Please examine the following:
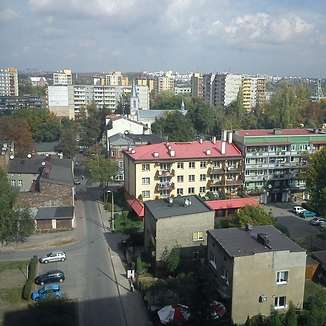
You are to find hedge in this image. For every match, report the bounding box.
[22,255,38,300]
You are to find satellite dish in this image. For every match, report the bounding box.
[27,153,32,159]
[45,153,49,157]
[9,155,14,160]
[41,161,46,166]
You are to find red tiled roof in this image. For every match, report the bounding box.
[206,197,259,210]
[123,140,242,161]
[237,129,325,137]
[127,195,144,217]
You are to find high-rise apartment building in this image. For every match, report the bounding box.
[53,70,72,85]
[242,75,266,111]
[153,75,174,94]
[0,67,18,96]
[47,85,75,119]
[191,73,204,99]
[105,71,128,86]
[136,77,154,93]
[202,73,216,105]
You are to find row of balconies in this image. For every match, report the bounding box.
[246,150,308,157]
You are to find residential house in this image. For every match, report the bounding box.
[122,131,243,202]
[207,225,306,324]
[232,128,326,203]
[144,195,215,267]
[35,142,62,156]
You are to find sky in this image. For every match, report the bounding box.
[0,0,325,78]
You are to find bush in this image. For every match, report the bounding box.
[22,255,38,300]
[301,202,319,215]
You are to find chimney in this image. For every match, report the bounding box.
[273,128,282,134]
[228,132,233,144]
[169,149,175,157]
[257,233,270,246]
[221,141,226,155]
[245,221,252,231]
[212,136,216,144]
[221,130,227,142]
[206,149,211,155]
[199,138,203,144]
[21,160,25,165]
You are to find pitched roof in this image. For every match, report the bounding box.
[206,198,259,210]
[127,195,144,217]
[208,225,305,258]
[123,140,242,161]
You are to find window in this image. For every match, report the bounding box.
[199,186,206,193]
[200,174,206,181]
[142,164,150,171]
[193,231,204,241]
[189,162,195,169]
[160,190,169,196]
[221,267,228,281]
[189,175,195,182]
[177,175,184,182]
[11,180,16,186]
[160,163,170,170]
[245,158,250,164]
[209,251,217,269]
[276,271,288,284]
[142,190,150,198]
[142,177,150,185]
[177,188,183,195]
[245,170,250,176]
[18,180,23,187]
[188,187,195,194]
[212,161,220,167]
[227,160,236,167]
[111,150,115,157]
[291,144,296,151]
[200,161,206,168]
[119,161,123,168]
[274,296,286,309]
[177,162,184,169]
[193,250,204,260]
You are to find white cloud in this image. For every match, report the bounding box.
[0,8,20,22]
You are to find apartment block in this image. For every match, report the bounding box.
[105,71,128,86]
[0,67,18,96]
[154,75,174,94]
[122,132,243,202]
[207,225,306,324]
[47,86,75,119]
[232,128,326,203]
[191,72,203,98]
[202,73,216,106]
[53,70,72,86]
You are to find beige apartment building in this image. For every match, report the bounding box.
[53,69,72,85]
[0,67,18,96]
[207,225,306,324]
[123,131,243,202]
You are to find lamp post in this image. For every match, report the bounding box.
[107,190,114,231]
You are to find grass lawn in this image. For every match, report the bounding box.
[304,279,324,302]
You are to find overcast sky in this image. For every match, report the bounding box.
[1,0,325,77]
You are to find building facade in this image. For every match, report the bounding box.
[191,72,204,99]
[154,75,175,94]
[0,67,18,96]
[53,70,72,85]
[47,86,75,119]
[232,128,326,202]
[122,132,243,202]
[207,225,306,324]
[144,195,215,267]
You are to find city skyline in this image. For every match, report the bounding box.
[1,0,325,78]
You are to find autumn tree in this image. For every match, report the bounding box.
[60,128,78,159]
[305,146,326,217]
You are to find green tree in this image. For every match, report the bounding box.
[284,301,298,326]
[305,147,326,217]
[35,119,62,142]
[166,244,181,273]
[232,205,276,227]
[18,81,46,96]
[187,262,216,325]
[0,168,34,244]
[267,310,282,326]
[115,93,130,115]
[245,315,253,326]
[86,154,118,186]
[60,128,78,159]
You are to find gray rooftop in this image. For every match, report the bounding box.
[144,195,213,219]
[34,206,74,220]
[35,142,61,153]
[208,225,305,257]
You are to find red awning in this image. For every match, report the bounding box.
[206,198,259,210]
[127,195,144,217]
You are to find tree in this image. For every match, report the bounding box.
[245,315,253,326]
[85,154,118,186]
[187,262,217,325]
[166,244,181,274]
[0,167,34,244]
[305,147,326,217]
[35,119,62,142]
[60,128,78,159]
[232,205,276,227]
[284,301,298,326]
[267,310,283,326]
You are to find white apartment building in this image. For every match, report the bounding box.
[0,67,18,96]
[47,86,75,119]
[53,70,72,86]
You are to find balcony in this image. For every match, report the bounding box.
[207,167,224,174]
[225,177,243,185]
[207,180,222,187]
[155,182,175,191]
[155,169,175,178]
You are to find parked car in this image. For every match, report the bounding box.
[34,270,65,286]
[31,284,62,301]
[298,210,316,218]
[292,206,306,215]
[74,178,81,185]
[39,251,67,264]
[310,218,326,226]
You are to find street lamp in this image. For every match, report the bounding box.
[107,190,114,231]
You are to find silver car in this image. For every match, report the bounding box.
[39,251,67,264]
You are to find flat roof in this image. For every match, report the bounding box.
[237,129,326,137]
[144,195,213,219]
[208,225,305,257]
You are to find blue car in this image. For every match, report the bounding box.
[31,284,62,301]
[299,210,316,218]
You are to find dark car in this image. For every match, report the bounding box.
[34,270,65,286]
[74,178,81,185]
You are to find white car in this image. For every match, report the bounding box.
[292,206,306,215]
[39,251,67,264]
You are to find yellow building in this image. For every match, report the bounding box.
[53,69,72,85]
[123,133,243,202]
